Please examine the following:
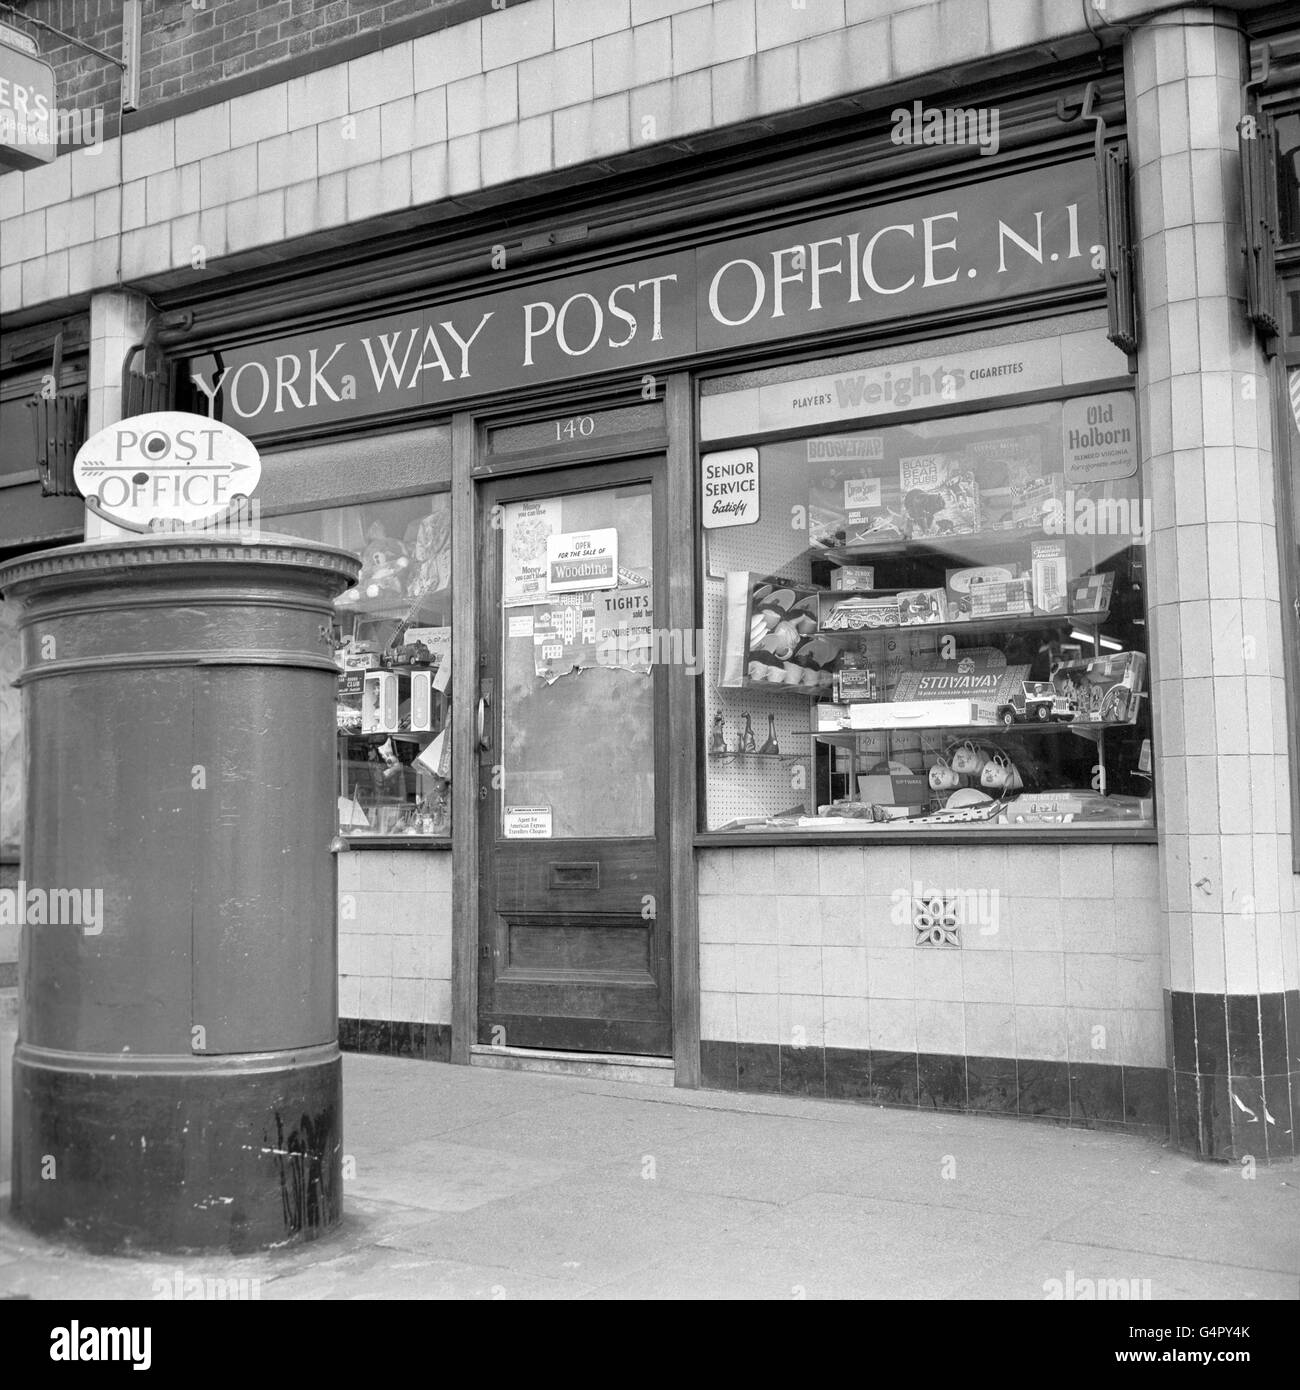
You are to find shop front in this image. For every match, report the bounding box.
[139,43,1297,1160]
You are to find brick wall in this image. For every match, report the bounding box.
[2,0,1115,317]
[7,0,479,141]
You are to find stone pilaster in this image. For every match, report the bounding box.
[1125,7,1300,1160]
[85,289,153,542]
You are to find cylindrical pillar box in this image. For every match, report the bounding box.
[0,535,359,1252]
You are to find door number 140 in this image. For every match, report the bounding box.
[555,416,595,441]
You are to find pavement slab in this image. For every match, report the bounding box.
[0,1053,1295,1300]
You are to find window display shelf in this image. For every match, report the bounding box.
[706,750,805,760]
[814,607,1109,641]
[815,712,1140,735]
[817,528,1045,563]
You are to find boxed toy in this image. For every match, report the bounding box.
[848,699,990,730]
[819,593,902,631]
[857,760,928,810]
[896,588,948,624]
[808,473,906,548]
[1070,571,1114,614]
[899,454,980,537]
[968,577,1033,618]
[1030,539,1070,614]
[830,565,875,591]
[718,572,826,688]
[362,670,401,733]
[1049,651,1146,723]
[944,563,1020,619]
[893,654,1027,708]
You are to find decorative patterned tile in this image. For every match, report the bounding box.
[913,890,961,946]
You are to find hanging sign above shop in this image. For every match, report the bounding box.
[0,26,56,169]
[184,160,1101,438]
[72,411,261,532]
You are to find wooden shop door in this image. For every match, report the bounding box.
[476,456,671,1055]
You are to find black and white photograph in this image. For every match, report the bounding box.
[0,0,1297,1342]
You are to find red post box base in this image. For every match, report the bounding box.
[10,1043,342,1254]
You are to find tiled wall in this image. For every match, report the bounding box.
[698,844,1166,1069]
[0,0,1105,314]
[10,0,487,141]
[336,849,453,1025]
[1125,11,1300,999]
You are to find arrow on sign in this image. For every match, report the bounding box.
[79,461,253,474]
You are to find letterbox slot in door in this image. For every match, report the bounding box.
[548,861,599,890]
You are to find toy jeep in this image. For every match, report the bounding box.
[997,680,1078,725]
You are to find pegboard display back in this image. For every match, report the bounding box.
[703,458,816,829]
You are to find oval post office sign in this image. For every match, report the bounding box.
[73,412,261,532]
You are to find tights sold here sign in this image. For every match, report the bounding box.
[185,161,1099,438]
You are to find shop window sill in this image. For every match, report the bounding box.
[333,836,451,851]
[694,824,1158,848]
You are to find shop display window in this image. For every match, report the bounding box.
[701,395,1154,834]
[275,493,452,840]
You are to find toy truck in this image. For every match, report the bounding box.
[996,680,1078,725]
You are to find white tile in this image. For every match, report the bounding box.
[175,103,231,163]
[780,993,824,1049]
[414,19,484,89]
[628,73,710,145]
[890,3,940,79]
[482,0,554,68]
[734,942,778,993]
[121,121,175,182]
[229,85,289,147]
[288,65,350,129]
[700,942,737,992]
[413,87,448,147]
[447,132,481,195]
[735,991,779,1043]
[21,154,71,211]
[915,997,964,1054]
[70,142,122,197]
[317,107,381,175]
[480,115,552,185]
[349,41,415,112]
[593,22,667,99]
[700,990,737,1042]
[447,67,519,139]
[380,97,416,159]
[557,0,630,47]
[821,946,867,997]
[671,0,756,75]
[756,0,845,49]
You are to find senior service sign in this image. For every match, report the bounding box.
[73,412,261,532]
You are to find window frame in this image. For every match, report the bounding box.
[268,484,455,852]
[692,339,1156,847]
